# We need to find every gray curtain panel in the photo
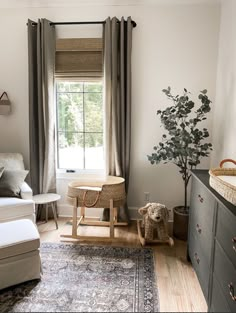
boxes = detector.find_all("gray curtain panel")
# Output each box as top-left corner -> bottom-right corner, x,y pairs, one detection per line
103,17 -> 133,223
28,19 -> 56,217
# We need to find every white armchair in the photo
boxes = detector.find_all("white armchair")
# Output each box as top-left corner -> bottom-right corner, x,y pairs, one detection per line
20,182 -> 33,200
0,153 -> 35,223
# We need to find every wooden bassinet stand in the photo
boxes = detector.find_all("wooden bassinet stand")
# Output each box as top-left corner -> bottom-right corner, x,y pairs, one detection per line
61,176 -> 127,241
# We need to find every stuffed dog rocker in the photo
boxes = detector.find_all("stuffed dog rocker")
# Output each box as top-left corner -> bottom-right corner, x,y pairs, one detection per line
138,202 -> 174,246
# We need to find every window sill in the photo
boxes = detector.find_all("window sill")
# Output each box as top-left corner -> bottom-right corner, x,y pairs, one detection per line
56,170 -> 106,180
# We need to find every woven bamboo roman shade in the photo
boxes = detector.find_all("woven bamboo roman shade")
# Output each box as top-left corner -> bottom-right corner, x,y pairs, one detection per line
55,38 -> 103,77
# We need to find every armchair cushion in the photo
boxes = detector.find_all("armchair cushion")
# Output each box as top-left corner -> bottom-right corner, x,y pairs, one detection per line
0,170 -> 29,198
0,154 -> 35,223
0,198 -> 35,221
0,153 -> 24,170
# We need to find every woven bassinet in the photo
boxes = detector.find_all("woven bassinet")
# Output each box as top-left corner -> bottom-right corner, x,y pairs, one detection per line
209,159 -> 236,205
67,176 -> 126,208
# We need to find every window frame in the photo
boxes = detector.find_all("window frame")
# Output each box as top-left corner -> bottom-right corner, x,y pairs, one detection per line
55,77 -> 105,175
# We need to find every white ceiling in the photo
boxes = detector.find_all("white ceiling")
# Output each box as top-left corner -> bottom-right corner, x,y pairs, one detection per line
0,0 -> 221,8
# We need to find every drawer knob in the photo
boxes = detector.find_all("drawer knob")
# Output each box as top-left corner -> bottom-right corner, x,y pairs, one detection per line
196,224 -> 202,234
228,283 -> 236,301
198,194 -> 204,203
194,252 -> 200,264
232,237 -> 236,252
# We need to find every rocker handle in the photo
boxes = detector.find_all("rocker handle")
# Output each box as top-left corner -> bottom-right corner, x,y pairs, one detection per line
220,159 -> 236,168
82,190 -> 101,208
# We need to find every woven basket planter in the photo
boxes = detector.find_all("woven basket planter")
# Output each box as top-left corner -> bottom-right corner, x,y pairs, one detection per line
67,176 -> 126,208
209,159 -> 236,205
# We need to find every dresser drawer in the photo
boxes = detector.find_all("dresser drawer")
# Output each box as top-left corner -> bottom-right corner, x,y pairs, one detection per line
216,203 -> 236,266
190,177 -> 215,235
189,231 -> 210,300
210,274 -> 231,312
214,241 -> 236,312
189,208 -> 213,266
190,171 -> 236,312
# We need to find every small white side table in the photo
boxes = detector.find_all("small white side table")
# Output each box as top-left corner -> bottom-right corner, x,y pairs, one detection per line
33,193 -> 61,229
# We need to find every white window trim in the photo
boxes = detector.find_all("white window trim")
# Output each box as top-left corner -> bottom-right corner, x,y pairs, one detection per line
56,170 -> 105,180
55,78 -> 105,176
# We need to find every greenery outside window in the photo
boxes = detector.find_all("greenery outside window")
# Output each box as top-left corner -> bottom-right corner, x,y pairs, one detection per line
56,80 -> 104,170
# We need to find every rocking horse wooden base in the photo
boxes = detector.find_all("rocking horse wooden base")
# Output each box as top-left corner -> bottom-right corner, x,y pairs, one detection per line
137,220 -> 174,246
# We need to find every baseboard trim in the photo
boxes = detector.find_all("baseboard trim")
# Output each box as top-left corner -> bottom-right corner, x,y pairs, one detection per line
58,204 -> 173,226
58,205 -> 140,220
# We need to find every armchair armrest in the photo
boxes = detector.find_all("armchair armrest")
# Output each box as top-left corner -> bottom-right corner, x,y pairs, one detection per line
20,182 -> 33,200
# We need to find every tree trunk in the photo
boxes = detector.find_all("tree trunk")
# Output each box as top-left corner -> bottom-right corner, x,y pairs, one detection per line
184,181 -> 188,209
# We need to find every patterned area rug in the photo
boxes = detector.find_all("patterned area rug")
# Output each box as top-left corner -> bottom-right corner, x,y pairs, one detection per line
0,243 -> 159,312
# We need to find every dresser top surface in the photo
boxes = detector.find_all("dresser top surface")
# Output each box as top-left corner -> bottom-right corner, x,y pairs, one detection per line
191,169 -> 236,217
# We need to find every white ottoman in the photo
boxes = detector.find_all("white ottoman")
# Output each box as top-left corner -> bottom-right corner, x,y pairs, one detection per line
0,219 -> 41,290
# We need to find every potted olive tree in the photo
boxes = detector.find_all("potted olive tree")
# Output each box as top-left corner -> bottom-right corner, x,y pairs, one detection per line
147,87 -> 212,240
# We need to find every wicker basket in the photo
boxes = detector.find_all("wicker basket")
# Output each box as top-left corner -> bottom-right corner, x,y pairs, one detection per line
209,159 -> 236,205
67,176 -> 126,208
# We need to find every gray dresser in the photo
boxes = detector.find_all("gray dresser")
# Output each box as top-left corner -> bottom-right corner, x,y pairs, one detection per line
188,170 -> 236,312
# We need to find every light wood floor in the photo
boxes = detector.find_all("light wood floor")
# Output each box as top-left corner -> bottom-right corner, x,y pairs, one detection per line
38,218 -> 207,312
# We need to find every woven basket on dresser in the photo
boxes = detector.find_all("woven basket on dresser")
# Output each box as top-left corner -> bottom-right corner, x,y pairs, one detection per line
209,159 -> 236,205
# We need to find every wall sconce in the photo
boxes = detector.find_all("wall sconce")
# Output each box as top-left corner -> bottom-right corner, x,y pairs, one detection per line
0,92 -> 11,115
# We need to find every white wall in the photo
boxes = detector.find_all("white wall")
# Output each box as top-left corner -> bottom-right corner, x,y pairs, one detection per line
0,1 -> 220,217
211,0 -> 236,167
128,2 -> 220,216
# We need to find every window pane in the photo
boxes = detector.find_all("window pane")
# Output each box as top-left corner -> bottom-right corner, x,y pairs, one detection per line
57,93 -> 83,132
85,133 -> 104,169
56,80 -> 104,170
84,93 -> 103,132
58,132 -> 84,169
84,82 -> 102,93
57,81 -> 83,92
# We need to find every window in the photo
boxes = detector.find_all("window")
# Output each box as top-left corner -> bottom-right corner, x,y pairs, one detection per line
56,80 -> 104,170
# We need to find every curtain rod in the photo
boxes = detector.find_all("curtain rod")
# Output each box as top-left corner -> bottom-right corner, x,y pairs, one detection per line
28,20 -> 137,27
